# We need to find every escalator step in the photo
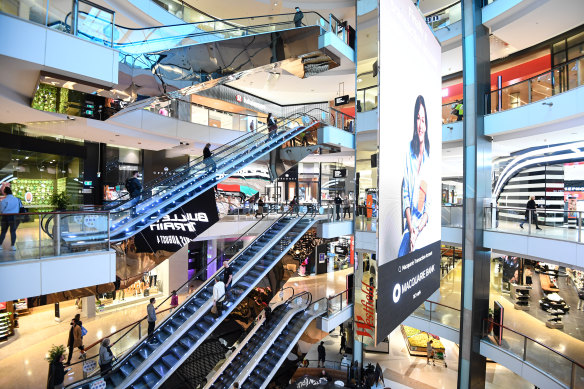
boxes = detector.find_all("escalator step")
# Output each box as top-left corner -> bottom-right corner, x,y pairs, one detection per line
119,361 -> 134,377
108,371 -> 126,387
170,344 -> 188,358
188,328 -> 202,339
152,362 -> 169,378
141,371 -> 161,388
161,353 -> 179,368
179,336 -> 195,349
129,355 -> 144,369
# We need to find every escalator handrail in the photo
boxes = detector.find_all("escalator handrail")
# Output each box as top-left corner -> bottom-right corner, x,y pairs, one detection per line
65,207 -> 295,387
103,108 -> 323,211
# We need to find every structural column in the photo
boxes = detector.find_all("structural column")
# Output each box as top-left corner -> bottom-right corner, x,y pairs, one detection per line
458,0 -> 492,388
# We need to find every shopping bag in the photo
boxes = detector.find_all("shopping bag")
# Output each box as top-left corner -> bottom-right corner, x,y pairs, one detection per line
81,326 -> 88,337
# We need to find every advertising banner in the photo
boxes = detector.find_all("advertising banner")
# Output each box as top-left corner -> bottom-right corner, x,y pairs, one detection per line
135,188 -> 219,252
376,0 -> 442,344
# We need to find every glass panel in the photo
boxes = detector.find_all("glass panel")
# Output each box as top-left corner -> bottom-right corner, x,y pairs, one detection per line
47,0 -> 72,32
530,71 -> 553,102
1,212 -> 41,260
568,44 -> 584,61
500,80 -> 529,110
364,87 -> 378,111
525,341 -> 572,387
427,2 -> 461,31
567,31 -> 584,48
0,0 -> 47,25
77,1 -> 114,46
552,40 -> 566,52
567,59 -> 580,90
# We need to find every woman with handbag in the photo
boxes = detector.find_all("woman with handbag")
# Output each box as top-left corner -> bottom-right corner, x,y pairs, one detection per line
66,314 -> 86,365
0,187 -> 21,251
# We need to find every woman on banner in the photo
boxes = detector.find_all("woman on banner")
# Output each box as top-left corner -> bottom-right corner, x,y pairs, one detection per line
399,95 -> 430,256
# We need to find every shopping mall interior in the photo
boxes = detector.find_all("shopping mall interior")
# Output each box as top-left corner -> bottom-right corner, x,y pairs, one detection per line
0,0 -> 583,388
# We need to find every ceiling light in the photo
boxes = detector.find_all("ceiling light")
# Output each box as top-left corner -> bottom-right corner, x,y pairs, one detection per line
357,79 -> 362,83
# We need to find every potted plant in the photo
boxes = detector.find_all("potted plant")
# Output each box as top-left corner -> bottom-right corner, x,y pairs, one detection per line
46,344 -> 66,363
50,191 -> 70,211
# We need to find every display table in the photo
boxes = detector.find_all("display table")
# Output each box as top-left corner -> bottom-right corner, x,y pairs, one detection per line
539,274 -> 560,293
540,293 -> 570,314
546,309 -> 564,329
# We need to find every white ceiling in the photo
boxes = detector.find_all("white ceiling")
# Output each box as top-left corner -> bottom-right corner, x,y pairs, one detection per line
226,59 -> 356,105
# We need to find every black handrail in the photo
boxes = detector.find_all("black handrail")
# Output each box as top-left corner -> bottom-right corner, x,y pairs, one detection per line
66,207 -> 303,386
104,108 -> 324,211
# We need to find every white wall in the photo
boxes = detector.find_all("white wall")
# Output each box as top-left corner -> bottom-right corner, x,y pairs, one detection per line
0,14 -> 118,86
0,251 -> 116,301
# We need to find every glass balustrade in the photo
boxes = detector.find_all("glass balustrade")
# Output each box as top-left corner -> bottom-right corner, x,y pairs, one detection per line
356,86 -> 378,112
425,1 -> 461,32
0,210 -> 110,262
442,100 -> 463,124
441,205 -> 463,227
487,55 -> 584,114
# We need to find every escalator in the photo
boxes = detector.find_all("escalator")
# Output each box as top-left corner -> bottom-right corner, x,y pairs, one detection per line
240,297 -> 327,389
42,111 -> 323,244
68,210 -> 317,389
206,291 -> 314,389
41,10 -> 347,107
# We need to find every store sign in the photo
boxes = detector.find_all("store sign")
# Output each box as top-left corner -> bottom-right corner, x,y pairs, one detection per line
356,281 -> 375,340
334,245 -> 348,255
334,95 -> 350,106
0,302 -> 5,310
134,188 -> 219,252
377,0 -> 442,344
333,169 -> 346,178
235,94 -> 243,103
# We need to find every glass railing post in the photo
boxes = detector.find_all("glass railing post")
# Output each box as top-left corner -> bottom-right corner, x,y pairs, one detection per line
38,215 -> 42,258
107,212 -> 111,250
72,0 -> 79,36
55,214 -> 61,256
138,322 -> 141,339
528,79 -> 532,104
528,211 -> 532,234
571,363 -> 576,388
578,211 -> 582,243
522,336 -> 527,361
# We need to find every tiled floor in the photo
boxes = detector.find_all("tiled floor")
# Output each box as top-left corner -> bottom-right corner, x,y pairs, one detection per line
304,326 -> 534,389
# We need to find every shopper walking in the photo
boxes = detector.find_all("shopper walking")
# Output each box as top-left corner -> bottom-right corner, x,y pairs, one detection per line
203,143 -> 216,173
47,349 -> 67,389
212,277 -> 226,318
426,339 -> 435,365
125,171 -> 142,199
169,290 -> 179,312
343,195 -> 351,219
578,288 -> 584,311
519,195 -> 542,230
0,187 -> 21,251
290,196 -> 299,216
334,193 -> 343,221
66,314 -> 85,365
339,331 -> 346,354
147,297 -> 157,343
293,6 -> 304,27
256,197 -> 264,218
267,113 -> 278,138
317,341 -> 326,368
99,338 -> 114,375
222,261 -> 233,295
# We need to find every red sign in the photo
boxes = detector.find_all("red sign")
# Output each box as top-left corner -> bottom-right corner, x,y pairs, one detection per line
235,94 -> 243,103
0,302 -> 6,310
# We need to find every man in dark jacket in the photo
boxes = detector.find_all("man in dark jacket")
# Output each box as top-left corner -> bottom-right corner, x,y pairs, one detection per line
203,143 -> 216,173
294,7 -> 304,27
519,195 -> 541,230
317,341 -> 326,368
47,352 -> 66,389
125,171 -> 142,199
334,194 -> 343,220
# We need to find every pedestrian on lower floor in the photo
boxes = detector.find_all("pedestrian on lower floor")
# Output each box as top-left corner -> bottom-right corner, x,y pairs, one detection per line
66,314 -> 85,365
47,348 -> 67,389
339,332 -> 346,354
99,338 -> 114,376
578,288 -> 584,311
317,341 -> 326,368
147,297 -> 157,343
0,187 -> 21,251
426,339 -> 435,365
170,290 -> 179,312
213,277 -> 226,318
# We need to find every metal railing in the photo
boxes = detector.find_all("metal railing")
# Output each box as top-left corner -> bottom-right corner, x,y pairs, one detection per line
483,319 -> 584,389
0,209 -> 109,261
485,205 -> 583,243
144,98 -> 355,134
411,299 -> 461,330
326,288 -> 352,317
486,54 -> 584,114
425,1 -> 461,31
64,206 -> 291,386
442,100 -> 463,124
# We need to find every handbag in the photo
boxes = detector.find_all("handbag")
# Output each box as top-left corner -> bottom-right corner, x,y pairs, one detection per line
210,304 -> 218,315
81,326 -> 88,337
18,199 -> 31,223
